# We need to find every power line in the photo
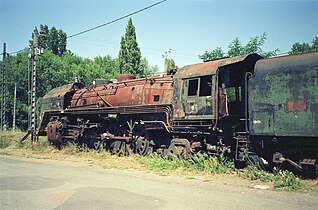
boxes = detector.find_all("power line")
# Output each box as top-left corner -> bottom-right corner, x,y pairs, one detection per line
4,0 -> 167,55
67,0 -> 167,39
71,36 -> 199,59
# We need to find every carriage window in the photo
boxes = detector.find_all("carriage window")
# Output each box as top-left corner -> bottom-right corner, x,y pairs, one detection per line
188,79 -> 198,96
199,76 -> 212,97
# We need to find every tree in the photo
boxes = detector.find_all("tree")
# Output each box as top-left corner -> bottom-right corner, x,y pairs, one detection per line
289,37 -> 318,54
312,37 -> 318,52
199,47 -> 225,61
139,57 -> 159,77
58,29 -> 67,56
30,24 -> 67,56
167,58 -> 176,70
199,33 -> 279,61
118,18 -> 142,77
228,38 -> 243,57
118,36 -> 128,74
38,24 -> 49,49
48,27 -> 59,55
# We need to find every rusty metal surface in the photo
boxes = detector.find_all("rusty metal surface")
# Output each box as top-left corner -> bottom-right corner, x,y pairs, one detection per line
70,75 -> 173,108
42,82 -> 84,99
287,100 -> 307,112
174,54 -> 262,79
47,121 -> 62,145
117,74 -> 136,82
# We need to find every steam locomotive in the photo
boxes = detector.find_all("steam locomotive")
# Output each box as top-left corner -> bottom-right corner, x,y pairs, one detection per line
38,52 -> 318,173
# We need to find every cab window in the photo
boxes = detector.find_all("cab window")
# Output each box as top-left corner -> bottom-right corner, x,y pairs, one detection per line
188,79 -> 198,96
187,76 -> 212,97
199,76 -> 212,96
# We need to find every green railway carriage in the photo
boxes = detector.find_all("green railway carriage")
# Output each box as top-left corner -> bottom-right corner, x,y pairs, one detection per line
248,52 -> 318,172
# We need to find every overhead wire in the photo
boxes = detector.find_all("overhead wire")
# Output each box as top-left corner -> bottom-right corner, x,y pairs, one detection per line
3,0 -> 167,55
71,35 -> 199,59
67,0 -> 167,38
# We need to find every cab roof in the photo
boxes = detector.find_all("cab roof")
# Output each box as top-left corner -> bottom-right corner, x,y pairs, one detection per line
174,53 -> 263,79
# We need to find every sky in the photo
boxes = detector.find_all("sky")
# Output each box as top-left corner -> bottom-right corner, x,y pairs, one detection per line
0,0 -> 317,72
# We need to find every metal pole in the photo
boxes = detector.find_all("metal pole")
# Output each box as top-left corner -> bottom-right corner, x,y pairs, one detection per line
30,28 -> 38,133
1,43 -> 6,130
163,49 -> 174,75
13,83 -> 16,130
27,58 -> 31,129
30,57 -> 36,131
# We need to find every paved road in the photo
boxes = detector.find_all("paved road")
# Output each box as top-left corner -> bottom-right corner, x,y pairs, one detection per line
0,155 -> 317,210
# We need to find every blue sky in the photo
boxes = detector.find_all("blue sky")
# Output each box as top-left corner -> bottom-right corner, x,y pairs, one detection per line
0,0 -> 317,71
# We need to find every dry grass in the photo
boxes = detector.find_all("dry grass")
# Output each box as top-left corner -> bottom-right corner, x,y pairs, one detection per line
0,130 -> 145,171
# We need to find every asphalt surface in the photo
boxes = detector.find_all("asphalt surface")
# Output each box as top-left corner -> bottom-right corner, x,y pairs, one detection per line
0,155 -> 317,210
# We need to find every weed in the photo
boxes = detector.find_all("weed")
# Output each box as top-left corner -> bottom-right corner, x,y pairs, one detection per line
0,138 -> 9,148
273,167 -> 305,191
241,163 -> 306,191
138,153 -> 235,175
0,151 -> 10,156
241,164 -> 274,182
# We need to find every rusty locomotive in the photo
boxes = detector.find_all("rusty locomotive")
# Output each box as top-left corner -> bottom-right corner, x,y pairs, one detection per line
38,52 -> 318,173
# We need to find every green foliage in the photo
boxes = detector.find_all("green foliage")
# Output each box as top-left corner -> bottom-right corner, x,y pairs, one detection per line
242,164 -> 274,182
199,47 -> 225,61
118,18 -> 142,77
0,137 -> 9,148
31,24 -> 67,56
48,27 -> 59,55
199,33 -> 279,61
289,37 -> 318,54
272,167 -> 305,191
38,24 -> 49,49
139,57 -> 159,76
167,58 -> 176,70
242,164 -> 306,191
58,29 -> 67,56
138,153 -> 235,174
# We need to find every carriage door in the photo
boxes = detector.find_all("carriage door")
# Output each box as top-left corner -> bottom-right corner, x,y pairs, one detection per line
182,75 -> 213,119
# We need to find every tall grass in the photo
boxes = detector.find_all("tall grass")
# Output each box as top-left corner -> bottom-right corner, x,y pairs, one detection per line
0,130 -> 26,148
138,153 -> 235,175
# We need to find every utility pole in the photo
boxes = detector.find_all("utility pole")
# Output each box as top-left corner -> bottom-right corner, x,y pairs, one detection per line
21,27 -> 44,142
29,27 -> 43,141
162,49 -> 174,75
1,43 -> 6,131
13,83 -> 16,130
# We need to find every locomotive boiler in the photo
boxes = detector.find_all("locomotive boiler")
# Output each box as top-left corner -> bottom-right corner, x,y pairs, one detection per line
38,52 -> 318,174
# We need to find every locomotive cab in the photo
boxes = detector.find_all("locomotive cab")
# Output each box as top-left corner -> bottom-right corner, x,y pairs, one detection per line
171,54 -> 262,157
